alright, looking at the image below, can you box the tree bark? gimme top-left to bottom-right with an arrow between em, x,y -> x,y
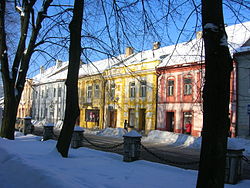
56,0 -> 84,158
196,0 -> 233,187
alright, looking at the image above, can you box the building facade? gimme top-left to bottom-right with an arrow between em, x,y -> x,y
235,44 -> 250,138
17,79 -> 33,118
25,22 -> 250,138
32,60 -> 68,124
78,74 -> 105,129
157,63 -> 204,136
103,59 -> 159,133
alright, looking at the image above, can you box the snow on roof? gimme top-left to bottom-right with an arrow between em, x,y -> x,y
235,46 -> 250,54
78,54 -> 126,77
32,61 -> 69,84
32,22 -> 250,82
158,21 -> 250,68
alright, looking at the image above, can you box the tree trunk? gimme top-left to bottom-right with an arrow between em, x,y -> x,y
0,0 -> 52,139
0,76 -> 20,139
56,0 -> 84,158
196,0 -> 233,187
0,0 -> 20,139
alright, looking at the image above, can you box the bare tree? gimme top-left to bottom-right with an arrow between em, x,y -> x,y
0,0 -> 53,139
56,0 -> 84,158
196,0 -> 233,187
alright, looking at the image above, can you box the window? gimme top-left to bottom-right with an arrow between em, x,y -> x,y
58,87 -> 62,98
54,88 -> 56,97
94,84 -> 100,98
46,89 -> 49,98
167,79 -> 174,96
41,90 -> 44,98
130,82 -> 136,98
44,108 -> 47,118
85,109 -> 100,122
110,83 -> 115,99
87,85 -> 92,99
140,81 -> 147,97
184,76 -> 192,95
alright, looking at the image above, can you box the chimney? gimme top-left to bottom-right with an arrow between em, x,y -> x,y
196,31 -> 203,39
153,42 -> 161,50
125,47 -> 133,57
56,59 -> 63,68
40,66 -> 45,74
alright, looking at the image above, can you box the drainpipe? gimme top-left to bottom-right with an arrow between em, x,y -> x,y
235,57 -> 239,137
155,71 -> 160,131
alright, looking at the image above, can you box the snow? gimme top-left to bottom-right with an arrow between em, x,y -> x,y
0,133 -> 249,188
74,126 -> 84,131
143,130 -> 201,148
143,130 -> 250,156
44,123 -> 54,127
235,46 -> 250,53
31,22 -> 250,87
220,34 -> 228,46
124,130 -> 142,137
32,120 -> 250,156
96,127 -> 128,137
204,23 -> 219,32
158,21 -> 250,67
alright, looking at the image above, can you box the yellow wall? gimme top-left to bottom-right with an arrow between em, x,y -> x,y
78,74 -> 105,129
17,79 -> 33,119
103,60 -> 159,133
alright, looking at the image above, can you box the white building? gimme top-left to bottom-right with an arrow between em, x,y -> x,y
235,42 -> 250,138
32,60 -> 68,124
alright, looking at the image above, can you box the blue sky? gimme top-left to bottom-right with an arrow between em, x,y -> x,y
1,0 -> 250,79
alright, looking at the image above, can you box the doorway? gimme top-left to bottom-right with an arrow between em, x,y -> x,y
166,112 -> 174,132
109,110 -> 117,128
183,111 -> 192,134
139,109 -> 146,131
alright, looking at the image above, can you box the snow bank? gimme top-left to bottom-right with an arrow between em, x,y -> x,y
228,138 -> 250,156
32,119 -> 46,127
54,120 -> 63,129
83,128 -> 99,135
142,130 -> 200,147
14,131 -> 24,137
142,130 -> 250,156
0,135 -> 249,188
97,127 -> 128,137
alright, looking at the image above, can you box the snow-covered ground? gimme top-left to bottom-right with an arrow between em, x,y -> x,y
0,132 -> 250,188
33,120 -> 250,156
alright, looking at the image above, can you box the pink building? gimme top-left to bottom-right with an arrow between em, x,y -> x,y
156,61 -> 237,137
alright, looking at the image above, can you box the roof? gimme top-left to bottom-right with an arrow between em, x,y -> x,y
32,21 -> 250,82
158,21 -> 250,68
32,61 -> 69,84
78,54 -> 125,77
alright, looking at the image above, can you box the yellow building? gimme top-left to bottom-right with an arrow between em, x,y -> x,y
103,47 -> 160,134
17,79 -> 33,118
78,57 -> 122,129
78,44 -> 166,133
78,74 -> 105,129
